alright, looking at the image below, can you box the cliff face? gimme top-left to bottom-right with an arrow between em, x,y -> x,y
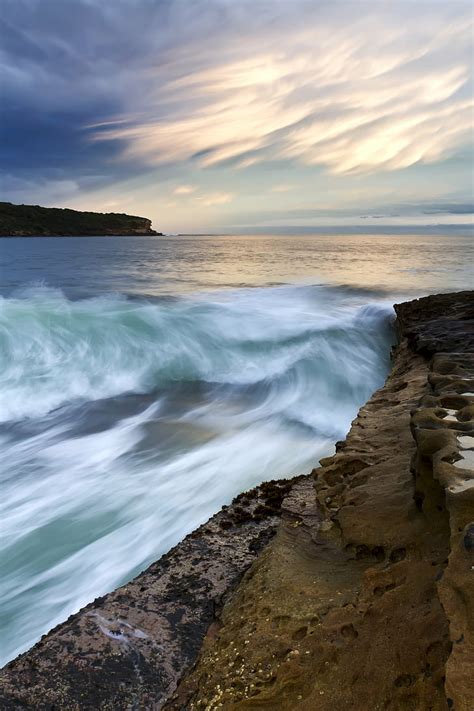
0,291 -> 473,711
0,202 -> 160,236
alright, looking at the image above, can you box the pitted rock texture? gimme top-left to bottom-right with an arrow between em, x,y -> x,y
411,351 -> 474,711
0,479 -> 296,710
167,291 -> 473,711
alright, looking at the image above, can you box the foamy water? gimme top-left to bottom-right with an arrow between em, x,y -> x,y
0,232 -> 472,665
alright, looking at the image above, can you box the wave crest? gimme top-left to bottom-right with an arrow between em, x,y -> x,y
0,284 -> 394,423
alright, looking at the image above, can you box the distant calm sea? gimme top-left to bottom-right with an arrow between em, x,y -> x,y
1,232 -> 472,665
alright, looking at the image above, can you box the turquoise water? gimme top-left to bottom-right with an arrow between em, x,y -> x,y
0,232 -> 472,665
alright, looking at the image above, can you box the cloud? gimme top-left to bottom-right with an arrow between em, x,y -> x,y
0,173 -> 83,206
225,200 -> 474,225
91,3 -> 473,176
421,203 -> 474,215
195,192 -> 234,207
173,185 -> 196,195
1,0 -> 472,222
271,184 -> 295,193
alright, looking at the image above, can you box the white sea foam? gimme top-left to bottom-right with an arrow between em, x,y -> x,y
0,283 -> 394,665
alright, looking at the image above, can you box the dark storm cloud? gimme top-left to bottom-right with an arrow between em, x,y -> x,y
0,0 -> 169,182
0,0 -> 257,192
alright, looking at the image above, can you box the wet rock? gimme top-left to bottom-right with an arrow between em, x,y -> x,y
0,480 -> 291,709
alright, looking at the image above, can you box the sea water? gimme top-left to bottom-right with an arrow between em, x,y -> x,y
0,232 -> 472,665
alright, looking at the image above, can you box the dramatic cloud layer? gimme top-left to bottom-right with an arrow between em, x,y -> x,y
1,0 -> 472,230
95,10 -> 472,176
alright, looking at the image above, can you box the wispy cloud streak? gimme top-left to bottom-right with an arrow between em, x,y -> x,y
93,5 -> 473,175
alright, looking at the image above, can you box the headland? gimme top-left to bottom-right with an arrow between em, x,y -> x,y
0,202 -> 161,236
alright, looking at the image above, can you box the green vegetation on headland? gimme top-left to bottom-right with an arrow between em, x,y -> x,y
0,202 -> 161,236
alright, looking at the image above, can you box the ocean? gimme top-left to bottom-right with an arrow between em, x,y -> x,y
0,231 -> 472,665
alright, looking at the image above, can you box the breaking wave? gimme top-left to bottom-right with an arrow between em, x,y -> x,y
0,283 -> 394,664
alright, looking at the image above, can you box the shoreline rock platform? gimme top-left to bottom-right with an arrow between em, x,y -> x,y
1,290 -> 473,710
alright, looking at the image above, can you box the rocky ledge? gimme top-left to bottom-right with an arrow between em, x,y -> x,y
1,291 -> 473,710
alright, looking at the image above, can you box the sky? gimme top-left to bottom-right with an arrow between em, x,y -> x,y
1,0 -> 473,233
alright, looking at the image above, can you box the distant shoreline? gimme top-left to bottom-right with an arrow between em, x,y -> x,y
1,225 -> 472,238
0,202 -> 162,237
0,200 -> 471,238
0,233 -> 163,238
